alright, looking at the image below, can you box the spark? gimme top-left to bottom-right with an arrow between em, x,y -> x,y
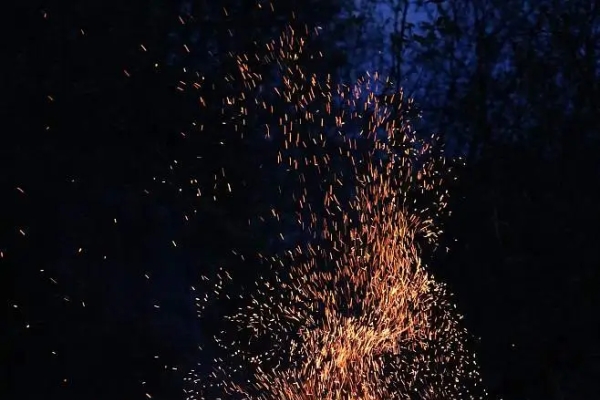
179,19 -> 485,400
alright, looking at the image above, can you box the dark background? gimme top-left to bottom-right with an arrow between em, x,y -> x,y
3,1 -> 599,399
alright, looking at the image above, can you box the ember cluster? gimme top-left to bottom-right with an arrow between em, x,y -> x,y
180,22 -> 488,400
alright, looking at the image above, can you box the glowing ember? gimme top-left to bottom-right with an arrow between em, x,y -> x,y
183,23 -> 486,400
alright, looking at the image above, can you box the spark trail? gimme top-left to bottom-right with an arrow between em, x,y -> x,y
183,22 -> 487,400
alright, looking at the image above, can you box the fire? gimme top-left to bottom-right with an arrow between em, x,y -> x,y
183,23 -> 487,400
